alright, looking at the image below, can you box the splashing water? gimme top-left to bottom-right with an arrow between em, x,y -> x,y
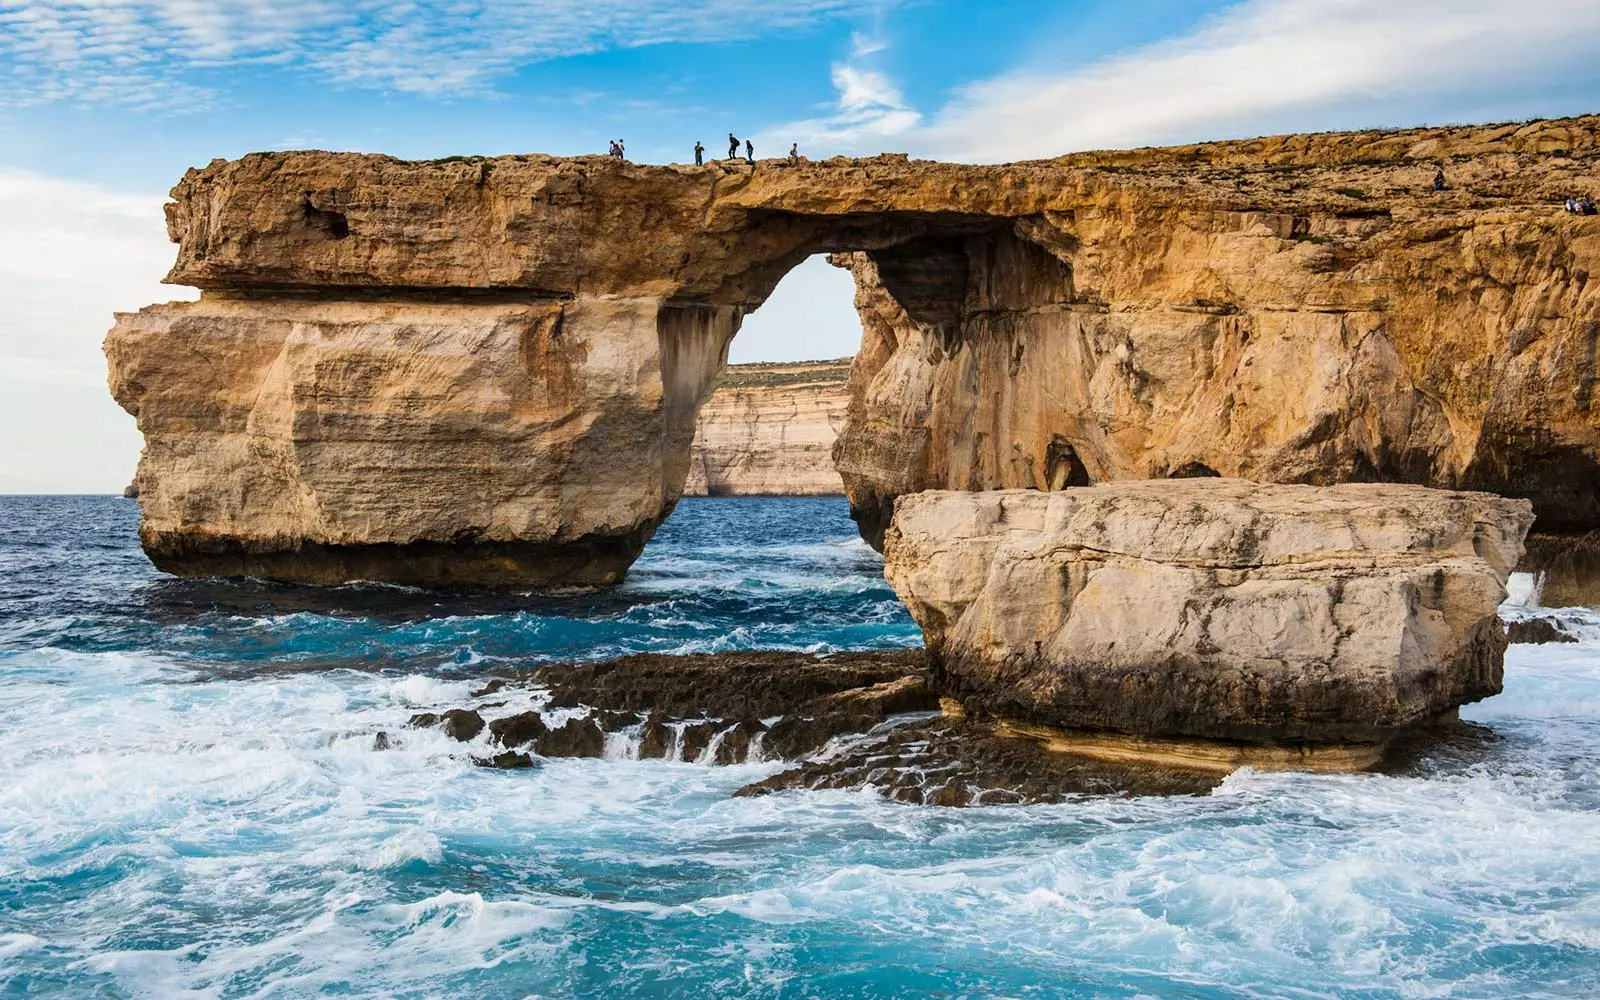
1,496 -> 1597,998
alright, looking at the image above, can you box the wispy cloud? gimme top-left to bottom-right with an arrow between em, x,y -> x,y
772,0 -> 1600,162
0,0 -> 877,109
0,168 -> 192,491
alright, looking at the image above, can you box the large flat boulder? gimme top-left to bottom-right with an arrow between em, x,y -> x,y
884,481 -> 1534,746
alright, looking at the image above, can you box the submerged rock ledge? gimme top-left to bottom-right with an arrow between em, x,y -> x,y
108,116 -> 1600,587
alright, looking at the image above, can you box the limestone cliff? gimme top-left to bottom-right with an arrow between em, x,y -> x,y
683,359 -> 850,497
108,117 -> 1600,585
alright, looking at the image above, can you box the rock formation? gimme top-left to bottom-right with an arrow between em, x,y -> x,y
884,481 -> 1535,752
108,117 -> 1600,586
683,359 -> 850,496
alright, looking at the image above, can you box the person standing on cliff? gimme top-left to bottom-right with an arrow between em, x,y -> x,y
694,141 -> 704,166
745,139 -> 755,164
789,142 -> 800,165
728,133 -> 739,160
617,139 -> 626,161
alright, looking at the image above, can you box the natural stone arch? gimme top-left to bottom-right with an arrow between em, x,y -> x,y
107,119 -> 1600,587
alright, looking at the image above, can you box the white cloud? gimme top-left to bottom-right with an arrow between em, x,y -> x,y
0,169 -> 193,493
0,0 -> 877,109
773,0 -> 1600,162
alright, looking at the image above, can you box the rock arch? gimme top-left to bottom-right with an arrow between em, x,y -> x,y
107,119 -> 1600,586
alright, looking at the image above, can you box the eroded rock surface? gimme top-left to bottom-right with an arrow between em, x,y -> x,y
108,117 -> 1600,585
884,481 -> 1535,745
683,359 -> 850,496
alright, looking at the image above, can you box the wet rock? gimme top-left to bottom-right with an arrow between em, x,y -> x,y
637,712 -> 672,760
715,720 -> 766,765
595,710 -> 641,732
474,751 -> 537,770
470,679 -> 508,698
678,721 -> 720,763
489,711 -> 548,748
534,650 -> 928,719
535,717 -> 606,758
1505,617 -> 1578,644
761,713 -> 883,760
409,708 -> 486,741
737,718 -> 1222,805
372,731 -> 393,751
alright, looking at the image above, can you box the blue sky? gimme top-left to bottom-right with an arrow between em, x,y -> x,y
2,0 -> 1599,491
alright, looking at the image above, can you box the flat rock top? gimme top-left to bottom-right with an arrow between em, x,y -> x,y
160,116 -> 1600,297
889,481 -> 1536,578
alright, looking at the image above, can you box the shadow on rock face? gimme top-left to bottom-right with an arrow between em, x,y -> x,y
1518,532 -> 1600,610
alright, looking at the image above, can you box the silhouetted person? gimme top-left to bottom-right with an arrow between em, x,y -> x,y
728,133 -> 739,159
1433,167 -> 1445,191
608,140 -> 618,158
745,139 -> 755,164
617,139 -> 626,161
694,141 -> 704,166
789,142 -> 800,164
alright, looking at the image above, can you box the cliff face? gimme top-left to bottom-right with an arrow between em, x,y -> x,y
885,482 -> 1533,748
683,359 -> 850,497
108,117 -> 1600,585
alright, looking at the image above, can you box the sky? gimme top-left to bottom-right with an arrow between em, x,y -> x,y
2,0 -> 1599,492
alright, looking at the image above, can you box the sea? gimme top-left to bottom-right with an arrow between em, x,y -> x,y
1,495 -> 1597,999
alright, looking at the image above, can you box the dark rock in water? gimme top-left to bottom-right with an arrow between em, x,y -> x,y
536,717 -> 606,758
470,679 -> 508,698
595,710 -> 641,732
474,750 -> 537,769
489,711 -> 549,747
122,482 -> 139,499
441,709 -> 485,740
534,650 -> 928,719
408,708 -> 485,741
715,719 -> 766,764
373,731 -> 393,751
762,712 -> 883,760
1505,617 -> 1578,644
736,717 -> 1222,805
678,721 -> 720,763
637,712 -> 672,759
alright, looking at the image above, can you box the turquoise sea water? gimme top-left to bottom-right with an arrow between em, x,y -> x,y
1,495 -> 1598,998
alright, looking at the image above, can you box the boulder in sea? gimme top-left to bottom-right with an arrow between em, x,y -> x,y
408,708 -> 485,742
474,751 -> 537,770
1505,617 -> 1579,644
488,711 -> 548,748
884,481 -> 1535,757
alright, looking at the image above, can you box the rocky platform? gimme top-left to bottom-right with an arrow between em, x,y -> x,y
885,481 -> 1535,755
391,649 -> 1230,802
108,116 -> 1600,586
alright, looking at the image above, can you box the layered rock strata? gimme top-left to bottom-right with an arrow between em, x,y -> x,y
109,116 -> 1600,585
683,359 -> 850,496
884,481 -> 1535,749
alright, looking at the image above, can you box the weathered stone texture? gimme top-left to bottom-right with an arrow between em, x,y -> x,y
883,481 -> 1535,744
683,359 -> 850,496
108,116 -> 1600,585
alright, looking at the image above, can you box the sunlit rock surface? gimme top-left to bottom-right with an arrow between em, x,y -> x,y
683,359 -> 850,496
884,481 -> 1535,748
108,116 -> 1600,585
